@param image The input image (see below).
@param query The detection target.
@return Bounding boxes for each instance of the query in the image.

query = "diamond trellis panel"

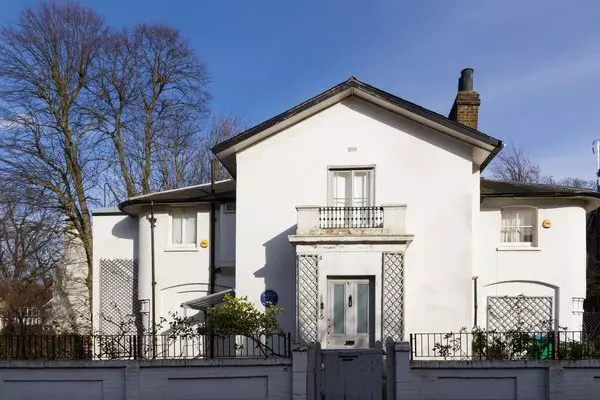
[297,255,319,343]
[583,312,600,337]
[100,258,137,335]
[487,296,553,332]
[382,252,405,341]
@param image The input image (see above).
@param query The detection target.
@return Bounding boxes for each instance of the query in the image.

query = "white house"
[92,69,600,349]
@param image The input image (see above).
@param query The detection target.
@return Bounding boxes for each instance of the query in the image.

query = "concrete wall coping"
[410,359,600,369]
[0,357,292,369]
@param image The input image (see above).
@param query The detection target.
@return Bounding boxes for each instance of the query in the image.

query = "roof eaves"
[212,77,356,155]
[351,79,501,148]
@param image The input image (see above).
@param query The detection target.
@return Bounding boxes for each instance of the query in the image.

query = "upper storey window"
[329,168,374,207]
[170,207,197,247]
[500,207,536,246]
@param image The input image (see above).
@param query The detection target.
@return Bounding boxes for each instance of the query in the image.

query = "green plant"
[169,294,285,357]
[433,325,554,361]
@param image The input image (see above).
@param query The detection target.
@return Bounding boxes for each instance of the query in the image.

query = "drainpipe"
[209,159,217,295]
[472,276,478,327]
[209,159,217,359]
[150,201,157,358]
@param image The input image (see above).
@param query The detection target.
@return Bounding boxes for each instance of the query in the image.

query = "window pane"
[517,210,534,226]
[333,284,345,334]
[172,209,183,244]
[501,208,535,243]
[184,210,197,245]
[356,283,369,334]
[333,171,351,206]
[352,171,371,206]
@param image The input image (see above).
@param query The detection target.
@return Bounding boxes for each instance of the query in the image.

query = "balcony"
[290,205,413,245]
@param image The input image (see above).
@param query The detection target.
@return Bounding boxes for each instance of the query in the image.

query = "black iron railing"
[410,331,600,360]
[0,333,292,360]
[319,206,383,229]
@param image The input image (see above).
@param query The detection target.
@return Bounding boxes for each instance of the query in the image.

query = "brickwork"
[449,91,481,130]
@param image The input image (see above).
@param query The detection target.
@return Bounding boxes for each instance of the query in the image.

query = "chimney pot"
[448,68,480,130]
[458,68,474,91]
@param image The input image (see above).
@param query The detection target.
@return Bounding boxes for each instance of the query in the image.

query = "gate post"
[307,342,321,400]
[292,343,309,400]
[386,338,396,400]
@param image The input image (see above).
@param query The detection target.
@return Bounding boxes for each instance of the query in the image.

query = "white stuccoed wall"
[137,205,213,330]
[93,204,236,333]
[235,97,478,337]
[296,242,408,347]
[92,211,137,331]
[477,198,587,331]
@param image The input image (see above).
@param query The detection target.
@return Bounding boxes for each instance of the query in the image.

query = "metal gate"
[316,348,383,400]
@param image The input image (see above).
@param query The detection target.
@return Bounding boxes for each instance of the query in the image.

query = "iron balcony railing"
[0,333,292,360]
[319,206,384,229]
[410,330,600,361]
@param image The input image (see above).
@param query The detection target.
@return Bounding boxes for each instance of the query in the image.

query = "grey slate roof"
[481,178,600,201]
[212,76,503,176]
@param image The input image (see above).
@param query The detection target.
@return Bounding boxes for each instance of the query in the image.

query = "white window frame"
[499,206,538,247]
[167,206,198,251]
[327,167,375,207]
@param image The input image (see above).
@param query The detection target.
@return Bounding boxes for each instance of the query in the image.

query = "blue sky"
[1,1,600,180]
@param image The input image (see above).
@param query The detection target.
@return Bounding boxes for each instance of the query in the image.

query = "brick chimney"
[449,68,481,130]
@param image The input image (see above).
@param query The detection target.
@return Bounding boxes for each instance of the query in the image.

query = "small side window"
[170,207,197,246]
[500,207,537,246]
[223,203,236,214]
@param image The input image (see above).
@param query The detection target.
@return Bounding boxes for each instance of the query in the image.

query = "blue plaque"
[260,289,279,307]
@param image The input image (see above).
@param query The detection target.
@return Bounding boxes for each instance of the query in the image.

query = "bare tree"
[491,144,542,183]
[89,30,140,199]
[0,3,108,327]
[542,176,595,189]
[91,24,211,200]
[0,186,61,334]
[0,2,240,332]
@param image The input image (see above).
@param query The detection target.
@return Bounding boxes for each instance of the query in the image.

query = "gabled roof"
[481,178,600,211]
[212,77,503,177]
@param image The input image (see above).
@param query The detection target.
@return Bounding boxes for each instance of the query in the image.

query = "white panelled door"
[326,279,372,348]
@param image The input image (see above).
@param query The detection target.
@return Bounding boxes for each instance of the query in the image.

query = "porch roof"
[181,289,235,311]
[118,179,236,215]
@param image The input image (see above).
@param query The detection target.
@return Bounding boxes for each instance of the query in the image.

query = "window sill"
[496,246,541,252]
[164,246,199,253]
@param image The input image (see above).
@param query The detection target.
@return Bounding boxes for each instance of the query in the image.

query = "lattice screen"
[382,252,405,341]
[99,258,137,335]
[297,255,319,343]
[487,296,552,331]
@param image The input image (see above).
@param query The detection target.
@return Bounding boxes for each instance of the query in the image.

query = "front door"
[326,279,372,348]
